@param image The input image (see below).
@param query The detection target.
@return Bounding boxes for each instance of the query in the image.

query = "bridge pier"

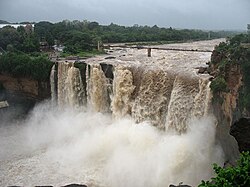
[147,48,151,57]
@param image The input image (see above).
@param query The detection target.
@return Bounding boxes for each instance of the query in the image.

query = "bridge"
[103,44,213,57]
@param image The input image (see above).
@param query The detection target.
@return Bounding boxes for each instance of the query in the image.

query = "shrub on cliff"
[0,52,53,81]
[210,76,228,93]
[198,152,250,187]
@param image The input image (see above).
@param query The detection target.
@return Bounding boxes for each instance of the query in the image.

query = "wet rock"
[230,118,250,152]
[104,56,116,59]
[169,183,192,187]
[197,67,208,74]
[209,76,214,81]
[62,184,87,187]
[100,63,114,80]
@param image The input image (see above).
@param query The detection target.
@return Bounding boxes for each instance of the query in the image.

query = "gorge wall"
[209,37,250,159]
[0,73,50,100]
[0,73,51,120]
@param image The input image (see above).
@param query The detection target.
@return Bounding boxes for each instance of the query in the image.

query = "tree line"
[0,20,240,54]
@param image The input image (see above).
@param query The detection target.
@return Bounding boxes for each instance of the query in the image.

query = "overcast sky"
[0,0,249,30]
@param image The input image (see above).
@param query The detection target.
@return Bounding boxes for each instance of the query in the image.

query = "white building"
[0,24,34,29]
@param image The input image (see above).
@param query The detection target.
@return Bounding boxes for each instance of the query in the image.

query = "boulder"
[230,118,250,152]
[197,67,207,74]
[62,184,87,187]
[104,56,116,59]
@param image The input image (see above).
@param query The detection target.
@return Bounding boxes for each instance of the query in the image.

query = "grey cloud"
[0,0,249,30]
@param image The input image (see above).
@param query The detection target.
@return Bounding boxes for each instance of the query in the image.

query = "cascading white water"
[87,64,110,113]
[57,61,73,106]
[55,60,213,132]
[0,39,226,187]
[65,66,85,108]
[50,64,57,103]
[165,75,204,133]
[111,65,135,119]
[57,62,85,108]
[131,68,175,130]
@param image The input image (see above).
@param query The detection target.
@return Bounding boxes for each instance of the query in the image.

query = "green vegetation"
[198,152,250,187]
[0,52,53,81]
[210,76,228,93]
[0,26,39,53]
[210,33,250,110]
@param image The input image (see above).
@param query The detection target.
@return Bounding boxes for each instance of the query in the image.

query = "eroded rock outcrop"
[0,73,50,100]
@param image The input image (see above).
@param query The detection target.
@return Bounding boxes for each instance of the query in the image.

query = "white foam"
[0,102,224,187]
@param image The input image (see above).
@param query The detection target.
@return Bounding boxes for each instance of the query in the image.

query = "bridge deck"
[104,45,213,53]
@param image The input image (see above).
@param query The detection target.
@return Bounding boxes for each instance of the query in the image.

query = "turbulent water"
[0,39,225,187]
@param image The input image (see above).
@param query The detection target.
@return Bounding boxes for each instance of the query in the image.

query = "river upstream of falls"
[0,39,225,187]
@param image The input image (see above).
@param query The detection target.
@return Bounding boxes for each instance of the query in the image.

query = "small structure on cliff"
[0,100,9,109]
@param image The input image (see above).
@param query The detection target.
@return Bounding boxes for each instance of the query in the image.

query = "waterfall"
[53,61,212,132]
[50,64,57,103]
[131,68,175,130]
[65,66,85,108]
[165,75,212,133]
[87,64,110,113]
[111,65,135,119]
[57,62,86,108]
[1,40,227,187]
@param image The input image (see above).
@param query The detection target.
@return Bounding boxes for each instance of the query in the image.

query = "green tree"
[199,152,250,187]
[0,26,22,50]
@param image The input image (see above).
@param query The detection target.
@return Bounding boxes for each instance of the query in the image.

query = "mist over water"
[0,101,224,187]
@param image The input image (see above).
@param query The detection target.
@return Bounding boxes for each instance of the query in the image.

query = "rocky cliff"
[0,73,51,120]
[0,73,50,100]
[208,34,250,162]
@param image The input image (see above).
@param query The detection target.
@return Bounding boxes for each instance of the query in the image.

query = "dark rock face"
[100,63,114,80]
[230,118,250,152]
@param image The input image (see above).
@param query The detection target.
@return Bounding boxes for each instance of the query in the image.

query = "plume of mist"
[0,101,224,187]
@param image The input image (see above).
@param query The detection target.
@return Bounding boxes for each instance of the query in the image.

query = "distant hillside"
[0,20,10,24]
